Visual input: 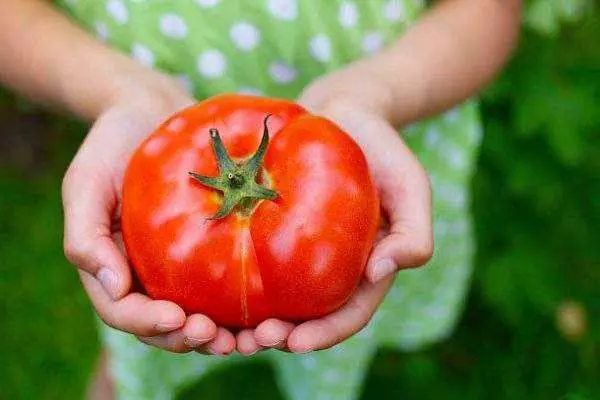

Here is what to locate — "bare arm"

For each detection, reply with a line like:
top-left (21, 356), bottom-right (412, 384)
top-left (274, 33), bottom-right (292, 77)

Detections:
top-left (0, 0), bottom-right (180, 121)
top-left (302, 0), bottom-right (523, 126)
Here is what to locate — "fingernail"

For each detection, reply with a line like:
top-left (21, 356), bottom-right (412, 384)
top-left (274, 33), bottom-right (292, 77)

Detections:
top-left (97, 268), bottom-right (120, 300)
top-left (155, 323), bottom-right (181, 333)
top-left (246, 349), bottom-right (260, 356)
top-left (261, 338), bottom-right (284, 348)
top-left (371, 258), bottom-right (397, 283)
top-left (185, 337), bottom-right (210, 348)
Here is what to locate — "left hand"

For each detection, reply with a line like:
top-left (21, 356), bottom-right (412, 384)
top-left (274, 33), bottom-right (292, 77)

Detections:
top-left (235, 90), bottom-right (434, 355)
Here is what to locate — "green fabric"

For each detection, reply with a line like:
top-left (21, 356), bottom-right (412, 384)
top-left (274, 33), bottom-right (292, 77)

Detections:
top-left (58, 1), bottom-right (482, 399)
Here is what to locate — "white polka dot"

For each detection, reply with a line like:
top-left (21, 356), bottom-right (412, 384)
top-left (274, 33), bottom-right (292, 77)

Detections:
top-left (131, 43), bottom-right (155, 67)
top-left (197, 50), bottom-right (227, 79)
top-left (106, 0), bottom-right (128, 25)
top-left (324, 370), bottom-right (342, 383)
top-left (339, 1), bottom-right (358, 28)
top-left (237, 87), bottom-right (263, 96)
top-left (362, 32), bottom-right (384, 54)
top-left (435, 220), bottom-right (449, 236)
top-left (94, 22), bottom-right (109, 41)
top-left (425, 126), bottom-right (441, 147)
top-left (451, 219), bottom-right (469, 235)
top-left (468, 124), bottom-right (483, 142)
top-left (309, 34), bottom-right (332, 63)
top-left (388, 288), bottom-right (405, 302)
top-left (447, 147), bottom-right (467, 169)
top-left (159, 14), bottom-right (188, 39)
top-left (268, 0), bottom-right (298, 21)
top-left (424, 305), bottom-right (447, 319)
top-left (65, 0), bottom-right (78, 6)
top-left (230, 22), bottom-right (260, 51)
top-left (300, 355), bottom-right (317, 369)
top-left (444, 109), bottom-right (460, 124)
top-left (383, 0), bottom-right (405, 22)
top-left (268, 61), bottom-right (297, 84)
top-left (438, 184), bottom-right (466, 208)
top-left (175, 74), bottom-right (194, 94)
top-left (195, 0), bottom-right (220, 7)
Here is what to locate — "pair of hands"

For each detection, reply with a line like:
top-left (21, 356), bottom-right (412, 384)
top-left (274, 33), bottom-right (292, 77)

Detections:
top-left (62, 74), bottom-right (433, 356)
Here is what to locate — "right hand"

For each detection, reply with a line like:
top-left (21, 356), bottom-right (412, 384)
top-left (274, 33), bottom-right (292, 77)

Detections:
top-left (62, 76), bottom-right (236, 355)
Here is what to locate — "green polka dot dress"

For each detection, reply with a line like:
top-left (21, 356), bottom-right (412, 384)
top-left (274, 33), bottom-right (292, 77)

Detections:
top-left (58, 1), bottom-right (482, 399)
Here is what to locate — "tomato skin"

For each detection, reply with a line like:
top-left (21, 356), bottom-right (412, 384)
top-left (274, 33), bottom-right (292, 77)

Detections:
top-left (121, 94), bottom-right (380, 328)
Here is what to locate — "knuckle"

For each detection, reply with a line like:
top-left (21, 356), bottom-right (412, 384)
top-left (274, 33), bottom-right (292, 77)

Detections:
top-left (63, 239), bottom-right (93, 268)
top-left (409, 240), bottom-right (434, 266)
top-left (63, 239), bottom-right (82, 265)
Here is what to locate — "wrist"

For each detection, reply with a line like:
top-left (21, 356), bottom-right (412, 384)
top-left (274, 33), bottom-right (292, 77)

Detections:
top-left (60, 47), bottom-right (190, 122)
top-left (299, 63), bottom-right (396, 124)
top-left (102, 62), bottom-right (191, 117)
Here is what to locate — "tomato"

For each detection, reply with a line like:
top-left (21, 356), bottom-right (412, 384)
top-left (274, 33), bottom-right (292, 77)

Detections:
top-left (121, 94), bottom-right (380, 328)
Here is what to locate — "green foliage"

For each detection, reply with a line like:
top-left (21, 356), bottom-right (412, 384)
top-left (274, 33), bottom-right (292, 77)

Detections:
top-left (475, 9), bottom-right (600, 331)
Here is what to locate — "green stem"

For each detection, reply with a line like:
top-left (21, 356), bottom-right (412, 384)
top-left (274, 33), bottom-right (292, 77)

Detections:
top-left (188, 115), bottom-right (279, 220)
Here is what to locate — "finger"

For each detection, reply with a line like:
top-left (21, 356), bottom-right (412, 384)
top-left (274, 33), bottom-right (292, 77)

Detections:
top-left (195, 328), bottom-right (236, 356)
top-left (137, 330), bottom-right (190, 353)
top-left (137, 314), bottom-right (217, 353)
top-left (366, 138), bottom-right (433, 282)
top-left (236, 329), bottom-right (262, 356)
top-left (62, 166), bottom-right (130, 300)
top-left (286, 277), bottom-right (393, 353)
top-left (182, 314), bottom-right (218, 348)
top-left (80, 270), bottom-right (185, 337)
top-left (254, 319), bottom-right (295, 350)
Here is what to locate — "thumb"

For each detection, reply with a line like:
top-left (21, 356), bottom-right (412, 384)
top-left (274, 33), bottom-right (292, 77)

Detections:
top-left (365, 139), bottom-right (434, 283)
top-left (62, 164), bottom-right (131, 300)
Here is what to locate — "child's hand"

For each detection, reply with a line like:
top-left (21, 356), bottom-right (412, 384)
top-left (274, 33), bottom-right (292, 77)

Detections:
top-left (62, 79), bottom-right (236, 355)
top-left (235, 96), bottom-right (433, 355)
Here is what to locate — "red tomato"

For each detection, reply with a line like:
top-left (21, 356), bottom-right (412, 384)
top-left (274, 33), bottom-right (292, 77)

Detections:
top-left (121, 94), bottom-right (380, 328)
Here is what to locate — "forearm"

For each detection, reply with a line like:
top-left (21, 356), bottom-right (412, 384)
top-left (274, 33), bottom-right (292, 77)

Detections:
top-left (0, 0), bottom-right (176, 121)
top-left (306, 0), bottom-right (522, 127)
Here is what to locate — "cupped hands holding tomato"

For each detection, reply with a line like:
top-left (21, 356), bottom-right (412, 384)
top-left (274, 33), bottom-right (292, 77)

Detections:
top-left (122, 94), bottom-right (381, 330)
top-left (62, 73), bottom-right (432, 356)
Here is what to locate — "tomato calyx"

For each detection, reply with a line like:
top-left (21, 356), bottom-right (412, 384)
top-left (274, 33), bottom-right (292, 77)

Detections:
top-left (188, 114), bottom-right (279, 220)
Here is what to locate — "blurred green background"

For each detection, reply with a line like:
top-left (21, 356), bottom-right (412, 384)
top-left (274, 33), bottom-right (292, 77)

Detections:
top-left (1, 1), bottom-right (599, 399)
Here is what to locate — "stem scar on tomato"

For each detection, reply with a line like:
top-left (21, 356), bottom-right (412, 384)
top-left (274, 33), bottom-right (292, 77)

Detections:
top-left (188, 114), bottom-right (279, 220)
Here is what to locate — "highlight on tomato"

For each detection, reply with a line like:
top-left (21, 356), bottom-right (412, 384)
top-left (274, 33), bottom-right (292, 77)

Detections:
top-left (121, 94), bottom-right (380, 328)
